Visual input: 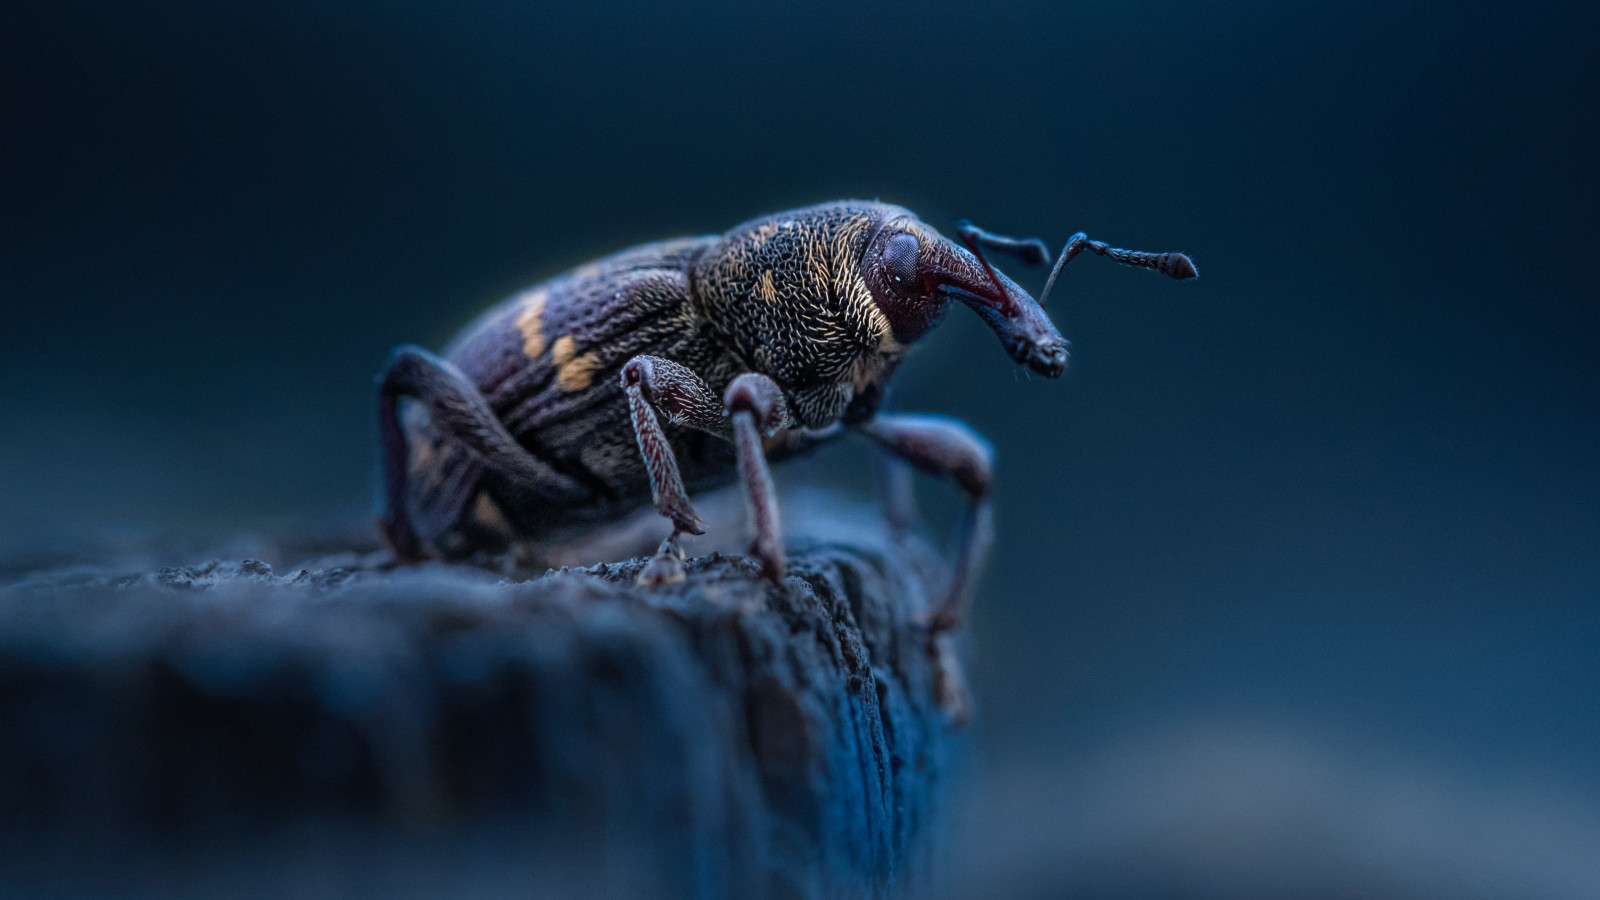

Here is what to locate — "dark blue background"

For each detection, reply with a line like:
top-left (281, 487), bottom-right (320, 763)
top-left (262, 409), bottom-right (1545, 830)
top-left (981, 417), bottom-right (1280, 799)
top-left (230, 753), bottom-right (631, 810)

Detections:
top-left (4, 1), bottom-right (1597, 893)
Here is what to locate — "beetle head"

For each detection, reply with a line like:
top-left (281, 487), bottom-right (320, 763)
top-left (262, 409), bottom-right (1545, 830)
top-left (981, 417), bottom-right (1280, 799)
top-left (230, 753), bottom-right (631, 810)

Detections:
top-left (695, 201), bottom-right (915, 394)
top-left (694, 201), bottom-right (1069, 405)
top-left (861, 214), bottom-right (1069, 377)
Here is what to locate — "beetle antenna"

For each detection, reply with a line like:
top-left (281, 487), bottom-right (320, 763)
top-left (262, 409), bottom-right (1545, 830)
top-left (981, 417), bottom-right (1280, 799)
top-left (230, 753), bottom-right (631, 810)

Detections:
top-left (955, 220), bottom-right (1052, 266)
top-left (1038, 232), bottom-right (1198, 307)
top-left (955, 222), bottom-right (1018, 306)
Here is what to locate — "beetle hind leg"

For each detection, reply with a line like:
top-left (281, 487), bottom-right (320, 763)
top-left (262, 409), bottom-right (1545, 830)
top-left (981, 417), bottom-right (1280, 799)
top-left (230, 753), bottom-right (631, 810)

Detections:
top-left (378, 375), bottom-right (427, 561)
top-left (377, 344), bottom-right (589, 561)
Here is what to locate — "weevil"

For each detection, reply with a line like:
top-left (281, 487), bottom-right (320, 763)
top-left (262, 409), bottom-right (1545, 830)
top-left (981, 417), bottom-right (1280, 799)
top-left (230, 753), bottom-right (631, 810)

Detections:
top-left (378, 200), bottom-right (1195, 632)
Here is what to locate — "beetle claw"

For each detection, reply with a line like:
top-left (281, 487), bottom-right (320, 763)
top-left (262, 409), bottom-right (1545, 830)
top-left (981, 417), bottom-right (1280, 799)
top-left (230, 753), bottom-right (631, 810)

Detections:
top-left (750, 537), bottom-right (785, 585)
top-left (637, 533), bottom-right (688, 586)
top-left (636, 554), bottom-right (686, 587)
top-left (661, 500), bottom-right (705, 536)
top-left (378, 513), bottom-right (428, 563)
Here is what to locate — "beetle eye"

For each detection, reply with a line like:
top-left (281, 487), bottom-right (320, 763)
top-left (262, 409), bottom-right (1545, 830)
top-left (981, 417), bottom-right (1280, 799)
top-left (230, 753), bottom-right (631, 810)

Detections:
top-left (884, 232), bottom-right (919, 290)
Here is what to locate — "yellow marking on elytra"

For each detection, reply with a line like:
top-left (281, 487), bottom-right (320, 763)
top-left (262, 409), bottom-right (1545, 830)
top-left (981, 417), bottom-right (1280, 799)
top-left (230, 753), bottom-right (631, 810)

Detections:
top-left (514, 289), bottom-right (547, 357)
top-left (557, 351), bottom-right (600, 391)
top-left (548, 335), bottom-right (597, 390)
top-left (473, 491), bottom-right (513, 536)
top-left (757, 269), bottom-right (777, 303)
top-left (409, 434), bottom-right (436, 471)
top-left (551, 335), bottom-right (577, 365)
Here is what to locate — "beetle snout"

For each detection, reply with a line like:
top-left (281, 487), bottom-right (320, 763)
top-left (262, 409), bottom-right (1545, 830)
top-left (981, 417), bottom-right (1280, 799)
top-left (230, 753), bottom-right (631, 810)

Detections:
top-left (918, 230), bottom-right (1071, 378)
top-left (1026, 338), bottom-right (1070, 378)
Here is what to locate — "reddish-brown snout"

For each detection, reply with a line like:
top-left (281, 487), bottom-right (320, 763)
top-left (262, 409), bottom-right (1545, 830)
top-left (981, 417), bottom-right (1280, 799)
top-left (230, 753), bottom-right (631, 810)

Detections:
top-left (924, 236), bottom-right (1069, 377)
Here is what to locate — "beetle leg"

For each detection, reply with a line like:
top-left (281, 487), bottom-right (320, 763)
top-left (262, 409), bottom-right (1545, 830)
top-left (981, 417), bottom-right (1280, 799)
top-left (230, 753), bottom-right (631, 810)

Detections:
top-left (724, 373), bottom-right (792, 585)
top-left (378, 377), bottom-right (427, 561)
top-left (858, 414), bottom-right (995, 632)
top-left (620, 356), bottom-right (719, 585)
top-left (378, 344), bottom-right (587, 560)
top-left (636, 532), bottom-right (689, 587)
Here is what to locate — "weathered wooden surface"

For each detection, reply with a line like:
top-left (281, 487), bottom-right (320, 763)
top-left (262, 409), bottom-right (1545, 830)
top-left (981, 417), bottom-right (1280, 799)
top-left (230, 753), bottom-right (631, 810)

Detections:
top-left (0, 502), bottom-right (960, 899)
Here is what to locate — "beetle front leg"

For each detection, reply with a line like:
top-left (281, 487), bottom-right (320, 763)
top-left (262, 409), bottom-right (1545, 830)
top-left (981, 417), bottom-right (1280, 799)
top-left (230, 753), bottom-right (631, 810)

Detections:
top-left (620, 356), bottom-right (718, 585)
top-left (859, 414), bottom-right (995, 633)
top-left (724, 373), bottom-right (792, 585)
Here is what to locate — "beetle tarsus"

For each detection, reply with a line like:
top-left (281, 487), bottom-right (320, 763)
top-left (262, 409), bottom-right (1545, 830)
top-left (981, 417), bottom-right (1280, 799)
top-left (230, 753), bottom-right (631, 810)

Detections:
top-left (637, 532), bottom-right (688, 586)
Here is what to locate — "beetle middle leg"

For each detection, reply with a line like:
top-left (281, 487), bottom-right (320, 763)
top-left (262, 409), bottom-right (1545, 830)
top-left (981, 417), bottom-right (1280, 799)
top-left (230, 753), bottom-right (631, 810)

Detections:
top-left (859, 413), bottom-right (995, 633)
top-left (723, 373), bottom-right (791, 584)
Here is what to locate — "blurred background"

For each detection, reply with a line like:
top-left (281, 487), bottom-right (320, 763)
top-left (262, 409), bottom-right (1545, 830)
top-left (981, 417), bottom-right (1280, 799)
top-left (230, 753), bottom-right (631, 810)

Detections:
top-left (3, 0), bottom-right (1597, 896)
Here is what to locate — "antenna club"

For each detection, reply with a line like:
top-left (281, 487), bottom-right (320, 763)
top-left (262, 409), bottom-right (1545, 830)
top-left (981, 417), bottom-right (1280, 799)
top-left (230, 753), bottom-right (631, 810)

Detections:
top-left (1164, 253), bottom-right (1199, 280)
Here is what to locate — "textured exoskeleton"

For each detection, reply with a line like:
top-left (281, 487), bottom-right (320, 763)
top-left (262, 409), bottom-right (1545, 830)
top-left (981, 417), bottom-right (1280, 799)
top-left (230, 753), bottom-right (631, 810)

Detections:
top-left (378, 200), bottom-right (1195, 632)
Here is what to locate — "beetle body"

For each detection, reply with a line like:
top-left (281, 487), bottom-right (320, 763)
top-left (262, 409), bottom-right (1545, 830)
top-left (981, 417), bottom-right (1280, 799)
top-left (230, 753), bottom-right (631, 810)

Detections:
top-left (378, 199), bottom-right (1194, 630)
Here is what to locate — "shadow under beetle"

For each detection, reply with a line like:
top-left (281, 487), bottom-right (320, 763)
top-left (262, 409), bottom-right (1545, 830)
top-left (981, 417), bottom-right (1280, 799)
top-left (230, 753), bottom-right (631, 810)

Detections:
top-left (378, 200), bottom-right (1196, 632)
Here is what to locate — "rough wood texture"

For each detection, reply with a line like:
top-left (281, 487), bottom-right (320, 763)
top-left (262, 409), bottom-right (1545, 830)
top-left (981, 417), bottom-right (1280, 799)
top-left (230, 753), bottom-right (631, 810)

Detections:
top-left (0, 502), bottom-right (959, 900)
